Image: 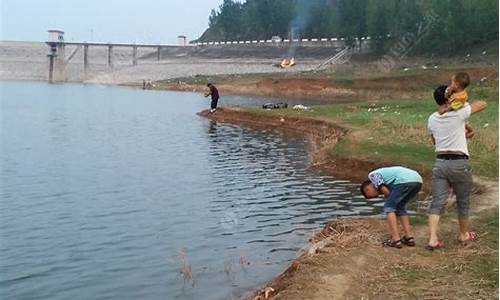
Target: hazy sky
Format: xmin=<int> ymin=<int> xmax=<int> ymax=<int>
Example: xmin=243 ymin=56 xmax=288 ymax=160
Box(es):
xmin=1 ymin=0 xmax=225 ymax=44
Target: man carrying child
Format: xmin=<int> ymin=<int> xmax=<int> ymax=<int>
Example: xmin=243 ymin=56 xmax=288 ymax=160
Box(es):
xmin=426 ymin=82 xmax=487 ymax=250
xmin=359 ymin=72 xmax=488 ymax=250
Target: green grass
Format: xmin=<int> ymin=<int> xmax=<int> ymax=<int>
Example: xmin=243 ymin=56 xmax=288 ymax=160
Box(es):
xmin=242 ymin=82 xmax=499 ymax=178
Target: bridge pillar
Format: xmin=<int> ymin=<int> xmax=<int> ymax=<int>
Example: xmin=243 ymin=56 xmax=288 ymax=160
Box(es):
xmin=107 ymin=45 xmax=114 ymax=69
xmin=83 ymin=44 xmax=89 ymax=76
xmin=132 ymin=45 xmax=138 ymax=65
xmin=55 ymin=43 xmax=66 ymax=81
xmin=47 ymin=52 xmax=55 ymax=83
xmin=157 ymin=47 xmax=161 ymax=61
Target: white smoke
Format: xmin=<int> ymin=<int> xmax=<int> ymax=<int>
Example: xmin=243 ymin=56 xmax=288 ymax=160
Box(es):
xmin=286 ymin=0 xmax=318 ymax=57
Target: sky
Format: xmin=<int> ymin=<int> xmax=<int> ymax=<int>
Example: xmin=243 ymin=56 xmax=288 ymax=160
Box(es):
xmin=1 ymin=0 xmax=225 ymax=44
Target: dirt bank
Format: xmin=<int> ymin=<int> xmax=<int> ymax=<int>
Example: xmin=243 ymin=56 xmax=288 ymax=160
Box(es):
xmin=160 ymin=65 xmax=497 ymax=102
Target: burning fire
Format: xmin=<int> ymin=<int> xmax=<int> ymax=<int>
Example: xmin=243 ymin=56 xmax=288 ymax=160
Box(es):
xmin=280 ymin=57 xmax=296 ymax=68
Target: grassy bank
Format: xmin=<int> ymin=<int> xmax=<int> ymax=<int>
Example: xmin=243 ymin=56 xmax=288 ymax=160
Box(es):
xmin=238 ymin=82 xmax=498 ymax=179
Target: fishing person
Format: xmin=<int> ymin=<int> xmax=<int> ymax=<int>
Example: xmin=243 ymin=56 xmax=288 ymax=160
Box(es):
xmin=204 ymin=83 xmax=219 ymax=113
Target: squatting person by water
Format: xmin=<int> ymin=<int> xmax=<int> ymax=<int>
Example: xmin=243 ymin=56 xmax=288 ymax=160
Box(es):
xmin=204 ymin=83 xmax=219 ymax=113
xmin=426 ymin=85 xmax=488 ymax=250
xmin=360 ymin=166 xmax=423 ymax=249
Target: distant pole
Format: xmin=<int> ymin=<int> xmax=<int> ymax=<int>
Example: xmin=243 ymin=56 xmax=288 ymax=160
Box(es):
xmin=107 ymin=45 xmax=113 ymax=69
xmin=48 ymin=53 xmax=55 ymax=83
xmin=157 ymin=46 xmax=161 ymax=61
xmin=132 ymin=45 xmax=138 ymax=66
xmin=83 ymin=44 xmax=89 ymax=77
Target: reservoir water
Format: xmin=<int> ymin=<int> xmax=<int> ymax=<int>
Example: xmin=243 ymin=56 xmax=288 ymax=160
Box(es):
xmin=1 ymin=81 xmax=382 ymax=299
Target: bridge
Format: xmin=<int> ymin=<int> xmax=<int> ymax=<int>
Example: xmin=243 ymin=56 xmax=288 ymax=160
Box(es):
xmin=45 ymin=30 xmax=374 ymax=83
xmin=45 ymin=30 xmax=190 ymax=82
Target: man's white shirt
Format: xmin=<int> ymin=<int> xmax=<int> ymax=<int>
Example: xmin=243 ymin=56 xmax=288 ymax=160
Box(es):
xmin=428 ymin=104 xmax=471 ymax=156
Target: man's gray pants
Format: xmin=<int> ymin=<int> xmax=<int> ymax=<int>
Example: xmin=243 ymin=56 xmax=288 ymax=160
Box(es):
xmin=429 ymin=158 xmax=473 ymax=218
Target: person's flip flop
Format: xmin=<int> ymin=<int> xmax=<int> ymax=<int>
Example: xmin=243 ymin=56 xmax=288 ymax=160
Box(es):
xmin=460 ymin=231 xmax=478 ymax=245
xmin=425 ymin=240 xmax=444 ymax=251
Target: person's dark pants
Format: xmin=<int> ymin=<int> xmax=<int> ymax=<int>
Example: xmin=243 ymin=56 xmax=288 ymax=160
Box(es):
xmin=383 ymin=182 xmax=422 ymax=216
xmin=429 ymin=158 xmax=472 ymax=218
xmin=211 ymin=97 xmax=219 ymax=109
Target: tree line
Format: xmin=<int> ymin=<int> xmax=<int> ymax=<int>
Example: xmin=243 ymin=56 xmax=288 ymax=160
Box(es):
xmin=198 ymin=0 xmax=498 ymax=54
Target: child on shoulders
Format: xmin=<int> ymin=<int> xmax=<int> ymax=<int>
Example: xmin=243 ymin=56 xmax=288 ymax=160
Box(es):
xmin=439 ymin=72 xmax=470 ymax=114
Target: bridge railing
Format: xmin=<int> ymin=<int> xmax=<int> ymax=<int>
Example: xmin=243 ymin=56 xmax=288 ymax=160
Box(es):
xmin=193 ymin=36 xmax=377 ymax=47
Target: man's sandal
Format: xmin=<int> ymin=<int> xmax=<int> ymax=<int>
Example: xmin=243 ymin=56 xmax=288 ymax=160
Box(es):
xmin=425 ymin=240 xmax=444 ymax=251
xmin=401 ymin=236 xmax=416 ymax=247
xmin=382 ymin=239 xmax=403 ymax=249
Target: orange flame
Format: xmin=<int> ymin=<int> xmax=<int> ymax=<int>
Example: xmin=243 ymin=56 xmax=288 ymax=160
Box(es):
xmin=280 ymin=57 xmax=296 ymax=68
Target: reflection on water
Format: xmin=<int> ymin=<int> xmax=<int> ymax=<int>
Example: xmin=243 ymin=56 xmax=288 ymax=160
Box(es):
xmin=0 ymin=81 xmax=382 ymax=300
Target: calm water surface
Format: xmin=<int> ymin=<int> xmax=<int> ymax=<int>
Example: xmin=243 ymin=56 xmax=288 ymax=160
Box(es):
xmin=0 ymin=81 xmax=382 ymax=300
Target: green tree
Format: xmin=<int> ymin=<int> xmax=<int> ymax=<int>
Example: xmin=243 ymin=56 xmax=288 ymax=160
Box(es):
xmin=197 ymin=0 xmax=499 ymax=56
xmin=366 ymin=0 xmax=396 ymax=52
xmin=337 ymin=0 xmax=368 ymax=45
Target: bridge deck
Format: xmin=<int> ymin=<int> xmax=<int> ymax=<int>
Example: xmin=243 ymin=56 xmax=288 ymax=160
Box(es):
xmin=46 ymin=41 xmax=187 ymax=48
